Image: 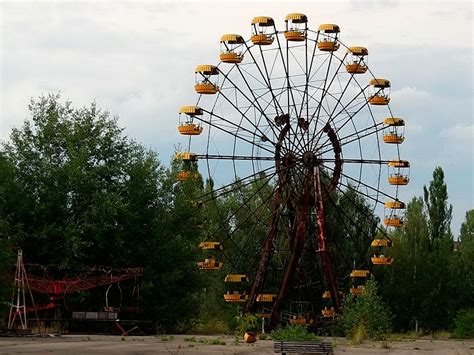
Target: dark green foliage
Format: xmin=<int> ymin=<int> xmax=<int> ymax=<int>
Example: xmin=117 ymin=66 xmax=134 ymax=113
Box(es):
xmin=3 ymin=94 xmax=160 ymax=266
xmin=0 ymin=153 xmax=19 ymax=319
xmin=460 ymin=210 xmax=474 ymax=243
xmin=0 ymin=238 xmax=13 ymax=322
xmin=380 ymin=168 xmax=472 ymax=332
xmin=1 ymin=94 xmax=472 ymax=334
xmin=235 ymin=314 xmax=260 ymax=334
xmin=453 ymin=309 xmax=474 ymax=338
xmin=0 ymin=94 xmax=203 ymax=330
xmin=423 ymin=167 xmax=453 ymax=247
xmin=272 ymin=325 xmax=321 ymax=341
xmin=340 ymin=280 xmax=392 ymax=340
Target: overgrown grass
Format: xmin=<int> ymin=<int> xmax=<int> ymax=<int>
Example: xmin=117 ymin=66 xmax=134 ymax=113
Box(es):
xmin=389 ymin=330 xmax=420 ymax=341
xmin=188 ymin=319 xmax=230 ymax=334
xmin=348 ymin=323 xmax=368 ymax=344
xmin=183 ymin=336 xmax=226 ymax=345
xmin=272 ymin=325 xmax=321 ymax=341
xmin=432 ymin=331 xmax=451 ymax=339
xmin=159 ymin=335 xmax=174 ymax=341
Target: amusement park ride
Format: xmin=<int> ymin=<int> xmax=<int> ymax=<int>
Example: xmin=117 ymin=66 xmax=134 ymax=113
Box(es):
xmin=176 ymin=14 xmax=409 ymax=330
xmin=6 ymin=250 xmax=143 ymax=334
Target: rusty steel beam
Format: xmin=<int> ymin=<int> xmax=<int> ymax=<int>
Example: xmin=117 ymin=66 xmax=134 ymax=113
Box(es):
xmin=314 ymin=166 xmax=341 ymax=312
xmin=247 ymin=187 xmax=282 ymax=313
xmin=268 ymin=176 xmax=312 ymax=331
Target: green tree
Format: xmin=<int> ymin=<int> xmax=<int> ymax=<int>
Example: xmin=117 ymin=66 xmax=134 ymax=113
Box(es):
xmin=4 ymin=94 xmax=156 ymax=266
xmin=451 ymin=210 xmax=474 ymax=315
xmin=380 ymin=197 xmax=429 ymax=331
xmin=459 ymin=210 xmax=474 ymax=243
xmin=1 ymin=94 xmax=203 ymax=329
xmin=381 ymin=168 xmax=461 ymax=331
xmin=0 ymin=153 xmax=19 ymax=318
xmin=340 ymin=280 xmax=392 ymax=340
xmin=423 ymin=167 xmax=453 ymax=248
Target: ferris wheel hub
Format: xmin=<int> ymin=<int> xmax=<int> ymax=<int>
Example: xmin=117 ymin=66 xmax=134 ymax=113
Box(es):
xmin=302 ymin=151 xmax=318 ymax=168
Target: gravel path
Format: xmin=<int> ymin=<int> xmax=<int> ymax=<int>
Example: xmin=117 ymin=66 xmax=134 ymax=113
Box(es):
xmin=0 ymin=334 xmax=473 ymax=354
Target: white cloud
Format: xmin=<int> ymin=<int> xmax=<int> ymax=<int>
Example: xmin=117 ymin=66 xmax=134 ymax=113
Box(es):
xmin=391 ymin=86 xmax=432 ymax=104
xmin=1 ymin=0 xmax=472 ymax=235
xmin=441 ymin=123 xmax=474 ymax=142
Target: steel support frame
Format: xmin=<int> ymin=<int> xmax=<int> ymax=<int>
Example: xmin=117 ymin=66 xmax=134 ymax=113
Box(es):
xmin=314 ymin=166 xmax=341 ymax=312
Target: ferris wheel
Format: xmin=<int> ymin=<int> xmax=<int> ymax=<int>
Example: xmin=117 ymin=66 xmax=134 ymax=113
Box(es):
xmin=176 ymin=13 xmax=409 ymax=330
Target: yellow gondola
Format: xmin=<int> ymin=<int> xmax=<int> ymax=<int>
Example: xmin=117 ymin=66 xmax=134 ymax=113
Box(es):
xmin=290 ymin=315 xmax=314 ymax=326
xmin=388 ymin=174 xmax=410 ymax=185
xmin=256 ymin=294 xmax=277 ymax=302
xmin=350 ymin=269 xmax=370 ymax=296
xmin=371 ymin=238 xmax=393 ymax=247
xmin=346 ymin=46 xmax=368 ymax=73
xmin=224 ymin=292 xmax=248 ymax=303
xmin=224 ymin=274 xmax=249 ymax=282
xmin=317 ymin=24 xmax=340 ymax=51
xmin=199 ymin=241 xmax=222 ymax=250
xmin=284 ymin=13 xmax=307 ymax=41
xmin=178 ymin=106 xmax=203 ymax=136
xmin=371 ymin=237 xmax=394 ymax=265
xmin=383 ymin=117 xmax=405 ymax=144
xmin=388 ymin=160 xmax=410 ymax=185
xmin=174 ymin=152 xmax=197 ymax=162
xmin=384 ymin=200 xmax=406 ymax=210
xmin=176 ymin=170 xmax=200 ymax=181
xmin=384 ymin=215 xmax=404 ymax=227
xmin=371 ymin=256 xmax=393 ymax=265
xmin=350 ymin=285 xmax=365 ymax=296
xmin=220 ymin=34 xmax=245 ymax=63
xmin=177 ymin=125 xmax=203 ymax=135
xmin=251 ymin=16 xmax=275 ymax=45
xmin=195 ymin=65 xmax=219 ymax=94
xmin=197 ymin=257 xmax=223 ymax=270
xmin=384 ymin=134 xmax=404 ymax=144
xmin=368 ymin=78 xmax=391 ymax=105
xmin=321 ymin=307 xmax=336 ymax=318
xmin=350 ymin=269 xmax=370 ymax=278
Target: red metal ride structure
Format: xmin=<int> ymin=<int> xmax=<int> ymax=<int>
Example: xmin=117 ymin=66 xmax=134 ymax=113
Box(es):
xmin=26 ymin=267 xmax=143 ymax=312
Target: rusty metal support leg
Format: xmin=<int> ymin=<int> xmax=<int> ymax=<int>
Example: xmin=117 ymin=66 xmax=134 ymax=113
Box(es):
xmin=268 ymin=178 xmax=312 ymax=331
xmin=315 ymin=166 xmax=341 ymax=312
xmin=247 ymin=188 xmax=282 ymax=313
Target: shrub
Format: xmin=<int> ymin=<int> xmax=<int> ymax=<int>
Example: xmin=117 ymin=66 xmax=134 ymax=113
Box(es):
xmin=272 ymin=325 xmax=321 ymax=341
xmin=340 ymin=280 xmax=392 ymax=340
xmin=235 ymin=314 xmax=260 ymax=334
xmin=454 ymin=309 xmax=474 ymax=338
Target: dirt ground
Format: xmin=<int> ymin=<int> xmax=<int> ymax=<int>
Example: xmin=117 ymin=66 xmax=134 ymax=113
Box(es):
xmin=0 ymin=334 xmax=473 ymax=354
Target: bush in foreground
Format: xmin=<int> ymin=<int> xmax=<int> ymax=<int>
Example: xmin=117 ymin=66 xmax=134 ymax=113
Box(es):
xmin=341 ymin=280 xmax=392 ymax=342
xmin=453 ymin=309 xmax=474 ymax=338
xmin=272 ymin=325 xmax=321 ymax=341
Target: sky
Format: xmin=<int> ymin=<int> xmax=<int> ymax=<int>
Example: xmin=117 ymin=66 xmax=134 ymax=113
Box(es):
xmin=1 ymin=0 xmax=473 ymax=236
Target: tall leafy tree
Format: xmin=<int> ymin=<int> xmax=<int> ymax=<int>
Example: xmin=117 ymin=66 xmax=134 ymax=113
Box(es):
xmin=1 ymin=94 xmax=202 ymax=329
xmin=0 ymin=153 xmax=17 ymax=318
xmin=3 ymin=94 xmax=160 ymax=266
xmin=459 ymin=210 xmax=474 ymax=243
xmin=452 ymin=210 xmax=474 ymax=311
xmin=380 ymin=197 xmax=430 ymax=330
xmin=382 ymin=168 xmax=460 ymax=331
xmin=423 ymin=167 xmax=453 ymax=248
